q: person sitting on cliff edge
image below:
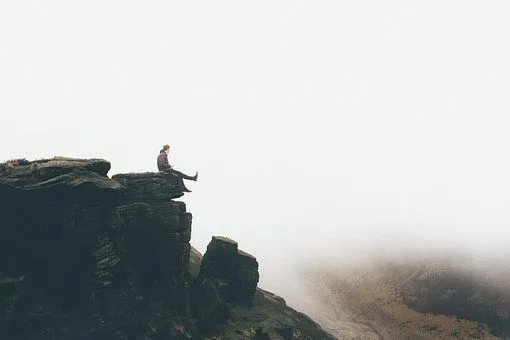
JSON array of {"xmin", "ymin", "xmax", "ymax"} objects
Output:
[{"xmin": 157, "ymin": 144, "xmax": 198, "ymax": 192}]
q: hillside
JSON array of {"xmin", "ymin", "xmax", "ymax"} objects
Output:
[{"xmin": 300, "ymin": 254, "xmax": 509, "ymax": 339}]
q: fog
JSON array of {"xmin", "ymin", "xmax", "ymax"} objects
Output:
[{"xmin": 2, "ymin": 1, "xmax": 510, "ymax": 298}]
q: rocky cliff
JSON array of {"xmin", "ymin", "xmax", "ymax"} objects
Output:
[{"xmin": 0, "ymin": 157, "xmax": 335, "ymax": 340}]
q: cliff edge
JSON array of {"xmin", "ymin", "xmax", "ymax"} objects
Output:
[{"xmin": 0, "ymin": 157, "xmax": 335, "ymax": 340}]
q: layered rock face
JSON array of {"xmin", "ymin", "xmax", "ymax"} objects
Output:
[
  {"xmin": 192, "ymin": 238, "xmax": 333, "ymax": 340},
  {"xmin": 0, "ymin": 158, "xmax": 335, "ymax": 340},
  {"xmin": 0, "ymin": 158, "xmax": 196, "ymax": 339},
  {"xmin": 112, "ymin": 172, "xmax": 188, "ymax": 201},
  {"xmin": 197, "ymin": 236, "xmax": 259, "ymax": 305},
  {"xmin": 193, "ymin": 237, "xmax": 259, "ymax": 332}
]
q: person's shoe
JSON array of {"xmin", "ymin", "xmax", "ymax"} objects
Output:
[
  {"xmin": 192, "ymin": 171, "xmax": 198, "ymax": 181},
  {"xmin": 182, "ymin": 187, "xmax": 192, "ymax": 193}
]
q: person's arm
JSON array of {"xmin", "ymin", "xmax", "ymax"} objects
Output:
[{"xmin": 164, "ymin": 154, "xmax": 173, "ymax": 169}]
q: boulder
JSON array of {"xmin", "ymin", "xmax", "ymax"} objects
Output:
[
  {"xmin": 190, "ymin": 240, "xmax": 336, "ymax": 339},
  {"xmin": 197, "ymin": 236, "xmax": 259, "ymax": 306},
  {"xmin": 193, "ymin": 236, "xmax": 260, "ymax": 333}
]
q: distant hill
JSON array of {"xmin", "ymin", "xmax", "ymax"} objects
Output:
[{"xmin": 301, "ymin": 253, "xmax": 509, "ymax": 339}]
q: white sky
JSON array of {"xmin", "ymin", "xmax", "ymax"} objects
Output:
[{"xmin": 1, "ymin": 1, "xmax": 510, "ymax": 293}]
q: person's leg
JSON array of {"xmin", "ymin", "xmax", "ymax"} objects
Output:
[
  {"xmin": 162, "ymin": 170, "xmax": 192, "ymax": 192},
  {"xmin": 169, "ymin": 169, "xmax": 197, "ymax": 181}
]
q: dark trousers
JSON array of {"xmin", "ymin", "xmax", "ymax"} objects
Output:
[{"xmin": 166, "ymin": 169, "xmax": 195, "ymax": 181}]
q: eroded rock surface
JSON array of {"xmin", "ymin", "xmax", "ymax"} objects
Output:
[
  {"xmin": 196, "ymin": 236, "xmax": 259, "ymax": 306},
  {"xmin": 192, "ymin": 242, "xmax": 335, "ymax": 339},
  {"xmin": 0, "ymin": 157, "xmax": 336, "ymax": 340},
  {"xmin": 112, "ymin": 172, "xmax": 187, "ymax": 201},
  {"xmin": 0, "ymin": 158, "xmax": 198, "ymax": 339},
  {"xmin": 0, "ymin": 157, "xmax": 121, "ymax": 200}
]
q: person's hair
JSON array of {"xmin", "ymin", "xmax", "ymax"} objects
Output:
[{"xmin": 163, "ymin": 144, "xmax": 170, "ymax": 151}]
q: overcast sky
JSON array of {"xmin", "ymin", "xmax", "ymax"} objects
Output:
[{"xmin": 1, "ymin": 1, "xmax": 510, "ymax": 293}]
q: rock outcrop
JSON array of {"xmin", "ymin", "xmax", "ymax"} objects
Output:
[
  {"xmin": 0, "ymin": 157, "xmax": 120, "ymax": 200},
  {"xmin": 193, "ymin": 236, "xmax": 259, "ymax": 333},
  {"xmin": 190, "ymin": 243, "xmax": 337, "ymax": 340},
  {"xmin": 0, "ymin": 158, "xmax": 196, "ymax": 339},
  {"xmin": 0, "ymin": 157, "xmax": 335, "ymax": 340},
  {"xmin": 197, "ymin": 236, "xmax": 259, "ymax": 305},
  {"xmin": 112, "ymin": 172, "xmax": 188, "ymax": 201}
]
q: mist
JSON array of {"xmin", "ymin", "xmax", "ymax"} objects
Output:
[{"xmin": 2, "ymin": 1, "xmax": 510, "ymax": 304}]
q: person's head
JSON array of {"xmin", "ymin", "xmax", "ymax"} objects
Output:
[{"xmin": 163, "ymin": 144, "xmax": 170, "ymax": 154}]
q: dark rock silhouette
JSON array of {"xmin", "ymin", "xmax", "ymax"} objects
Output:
[
  {"xmin": 0, "ymin": 157, "xmax": 335, "ymax": 340},
  {"xmin": 193, "ymin": 236, "xmax": 259, "ymax": 333},
  {"xmin": 189, "ymin": 246, "xmax": 203, "ymax": 280},
  {"xmin": 191, "ymin": 240, "xmax": 336, "ymax": 339},
  {"xmin": 196, "ymin": 236, "xmax": 259, "ymax": 306},
  {"xmin": 112, "ymin": 172, "xmax": 189, "ymax": 201}
]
